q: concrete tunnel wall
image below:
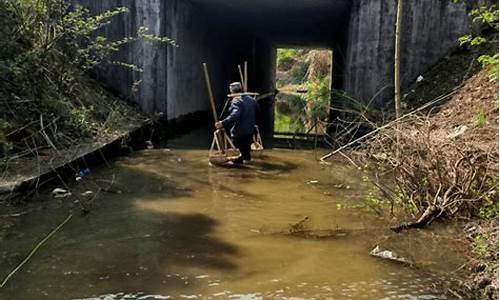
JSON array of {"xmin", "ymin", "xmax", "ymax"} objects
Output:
[
  {"xmin": 76, "ymin": 0, "xmax": 474, "ymax": 136},
  {"xmin": 77, "ymin": 0, "xmax": 276, "ymax": 133},
  {"xmin": 344, "ymin": 0, "xmax": 473, "ymax": 108}
]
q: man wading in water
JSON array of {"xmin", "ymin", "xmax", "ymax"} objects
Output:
[{"xmin": 215, "ymin": 82, "xmax": 258, "ymax": 164}]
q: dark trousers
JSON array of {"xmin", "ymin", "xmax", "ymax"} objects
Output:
[{"xmin": 232, "ymin": 134, "xmax": 253, "ymax": 163}]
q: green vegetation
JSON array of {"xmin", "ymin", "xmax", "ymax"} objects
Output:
[
  {"xmin": 273, "ymin": 112, "xmax": 294, "ymax": 133},
  {"xmin": 458, "ymin": 4, "xmax": 499, "ymax": 79},
  {"xmin": 472, "ymin": 232, "xmax": 497, "ymax": 258},
  {"xmin": 277, "ymin": 48, "xmax": 301, "ymax": 71},
  {"xmin": 303, "ymin": 78, "xmax": 331, "ymax": 122},
  {"xmin": 0, "ymin": 0, "xmax": 173, "ymax": 164},
  {"xmin": 475, "ymin": 111, "xmax": 488, "ymax": 127},
  {"xmin": 274, "ymin": 48, "xmax": 332, "ymax": 134},
  {"xmin": 478, "ymin": 201, "xmax": 499, "ymax": 220}
]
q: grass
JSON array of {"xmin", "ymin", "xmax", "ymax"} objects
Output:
[
  {"xmin": 274, "ymin": 110, "xmax": 294, "ymax": 132},
  {"xmin": 475, "ymin": 110, "xmax": 488, "ymax": 127}
]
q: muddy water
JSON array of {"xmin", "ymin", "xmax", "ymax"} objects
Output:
[{"xmin": 0, "ymin": 144, "xmax": 465, "ymax": 299}]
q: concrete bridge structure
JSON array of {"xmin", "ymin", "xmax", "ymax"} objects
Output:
[{"xmin": 78, "ymin": 0, "xmax": 473, "ymax": 135}]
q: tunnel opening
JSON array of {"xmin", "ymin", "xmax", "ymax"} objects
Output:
[
  {"xmin": 274, "ymin": 47, "xmax": 333, "ymax": 140},
  {"xmin": 185, "ymin": 0, "xmax": 352, "ymax": 140}
]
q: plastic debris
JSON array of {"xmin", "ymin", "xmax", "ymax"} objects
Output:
[
  {"xmin": 370, "ymin": 245, "xmax": 411, "ymax": 265},
  {"xmin": 145, "ymin": 140, "xmax": 154, "ymax": 149},
  {"xmin": 307, "ymin": 180, "xmax": 319, "ymax": 184},
  {"xmin": 333, "ymin": 184, "xmax": 351, "ymax": 190},
  {"xmin": 416, "ymin": 75, "xmax": 424, "ymax": 82},
  {"xmin": 447, "ymin": 125, "xmax": 467, "ymax": 139},
  {"xmin": 75, "ymin": 168, "xmax": 90, "ymax": 181},
  {"xmin": 52, "ymin": 188, "xmax": 72, "ymax": 198}
]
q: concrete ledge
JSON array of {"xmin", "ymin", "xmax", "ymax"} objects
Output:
[
  {"xmin": 0, "ymin": 110, "xmax": 211, "ymax": 202},
  {"xmin": 0, "ymin": 122, "xmax": 153, "ymax": 202}
]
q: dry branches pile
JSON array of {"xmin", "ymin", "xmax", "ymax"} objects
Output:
[
  {"xmin": 361, "ymin": 70, "xmax": 498, "ymax": 229},
  {"xmin": 367, "ymin": 117, "xmax": 497, "ymax": 229}
]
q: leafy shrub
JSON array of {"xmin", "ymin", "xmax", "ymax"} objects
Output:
[
  {"xmin": 302, "ymin": 78, "xmax": 331, "ymax": 122},
  {"xmin": 458, "ymin": 4, "xmax": 499, "ymax": 80},
  {"xmin": 277, "ymin": 49, "xmax": 300, "ymax": 71},
  {"xmin": 0, "ymin": 0, "xmax": 174, "ymax": 158}
]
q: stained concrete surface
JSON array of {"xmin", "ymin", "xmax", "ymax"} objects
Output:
[{"xmin": 77, "ymin": 0, "xmax": 473, "ymax": 134}]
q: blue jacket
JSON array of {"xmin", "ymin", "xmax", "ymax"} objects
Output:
[{"xmin": 221, "ymin": 95, "xmax": 258, "ymax": 138}]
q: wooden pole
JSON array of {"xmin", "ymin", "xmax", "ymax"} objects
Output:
[
  {"xmin": 238, "ymin": 65, "xmax": 245, "ymax": 89},
  {"xmin": 203, "ymin": 63, "xmax": 219, "ymax": 122},
  {"xmin": 203, "ymin": 63, "xmax": 227, "ymax": 154},
  {"xmin": 244, "ymin": 61, "xmax": 248, "ymax": 92}
]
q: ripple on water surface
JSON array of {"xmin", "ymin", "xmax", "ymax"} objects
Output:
[{"xmin": 0, "ymin": 148, "xmax": 464, "ymax": 300}]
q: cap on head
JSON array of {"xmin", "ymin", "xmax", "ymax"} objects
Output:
[{"xmin": 229, "ymin": 82, "xmax": 243, "ymax": 93}]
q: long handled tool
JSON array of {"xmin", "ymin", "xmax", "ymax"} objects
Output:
[
  {"xmin": 203, "ymin": 63, "xmax": 219, "ymax": 122},
  {"xmin": 203, "ymin": 63, "xmax": 241, "ymax": 165},
  {"xmin": 244, "ymin": 61, "xmax": 248, "ymax": 92},
  {"xmin": 237, "ymin": 61, "xmax": 249, "ymax": 92},
  {"xmin": 238, "ymin": 64, "xmax": 246, "ymax": 91}
]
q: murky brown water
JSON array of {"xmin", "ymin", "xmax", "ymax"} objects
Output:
[{"xmin": 0, "ymin": 141, "xmax": 465, "ymax": 299}]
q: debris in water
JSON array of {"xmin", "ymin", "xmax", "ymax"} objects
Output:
[
  {"xmin": 145, "ymin": 140, "xmax": 154, "ymax": 149},
  {"xmin": 288, "ymin": 216, "xmax": 310, "ymax": 234},
  {"xmin": 307, "ymin": 180, "xmax": 319, "ymax": 184},
  {"xmin": 75, "ymin": 168, "xmax": 90, "ymax": 181},
  {"xmin": 333, "ymin": 184, "xmax": 351, "ymax": 190},
  {"xmin": 81, "ymin": 191, "xmax": 94, "ymax": 197},
  {"xmin": 369, "ymin": 245, "xmax": 412, "ymax": 265},
  {"xmin": 416, "ymin": 75, "xmax": 424, "ymax": 82},
  {"xmin": 52, "ymin": 188, "xmax": 72, "ymax": 198}
]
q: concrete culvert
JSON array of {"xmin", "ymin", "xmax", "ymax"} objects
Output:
[{"xmin": 78, "ymin": 0, "xmax": 472, "ymax": 136}]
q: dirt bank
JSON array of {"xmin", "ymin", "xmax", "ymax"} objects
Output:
[
  {"xmin": 0, "ymin": 77, "xmax": 150, "ymax": 203},
  {"xmin": 363, "ymin": 66, "xmax": 498, "ymax": 299}
]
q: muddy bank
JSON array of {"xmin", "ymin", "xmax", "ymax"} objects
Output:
[{"xmin": 355, "ymin": 67, "xmax": 499, "ymax": 298}]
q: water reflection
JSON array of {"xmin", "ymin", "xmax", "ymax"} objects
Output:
[{"xmin": 0, "ymin": 149, "xmax": 464, "ymax": 299}]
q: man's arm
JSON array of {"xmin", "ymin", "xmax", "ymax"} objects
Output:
[{"xmin": 221, "ymin": 100, "xmax": 243, "ymax": 127}]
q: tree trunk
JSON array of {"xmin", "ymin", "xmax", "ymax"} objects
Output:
[{"xmin": 394, "ymin": 0, "xmax": 403, "ymax": 144}]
